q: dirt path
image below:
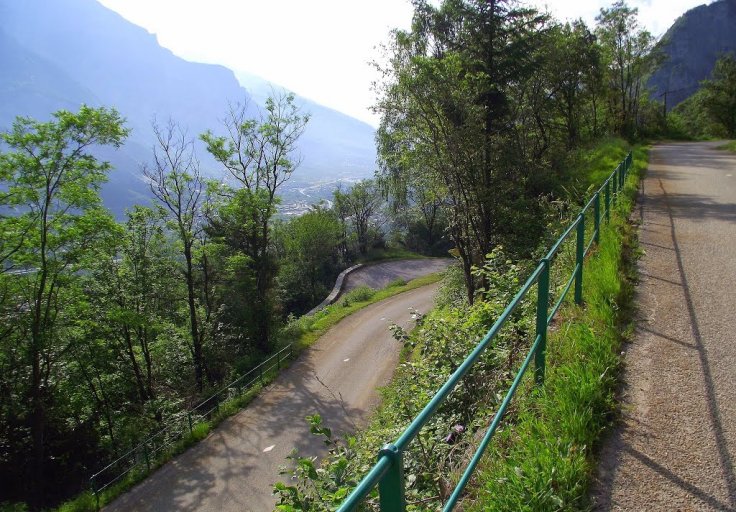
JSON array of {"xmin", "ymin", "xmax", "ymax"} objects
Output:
[
  {"xmin": 341, "ymin": 258, "xmax": 453, "ymax": 294},
  {"xmin": 106, "ymin": 284, "xmax": 440, "ymax": 512},
  {"xmin": 594, "ymin": 142, "xmax": 736, "ymax": 511}
]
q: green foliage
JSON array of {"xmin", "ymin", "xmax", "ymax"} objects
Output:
[
  {"xmin": 144, "ymin": 119, "xmax": 208, "ymax": 392},
  {"xmin": 595, "ymin": 1, "xmax": 656, "ymax": 139},
  {"xmin": 275, "ymin": 415, "xmax": 360, "ymax": 510},
  {"xmin": 333, "ymin": 180, "xmax": 385, "ymax": 257},
  {"xmin": 387, "ymin": 278, "xmax": 407, "ymax": 288},
  {"xmin": 274, "ymin": 250, "xmax": 534, "ymax": 510},
  {"xmin": 435, "ymin": 262, "xmax": 470, "ymax": 310},
  {"xmin": 701, "ymin": 53, "xmax": 736, "ymax": 137},
  {"xmin": 0, "ymin": 503, "xmax": 28, "ymax": 512},
  {"xmin": 376, "ymin": 0, "xmax": 556, "ymax": 299},
  {"xmin": 338, "ymin": 286, "xmax": 376, "ymax": 307},
  {"xmin": 719, "ymin": 140, "xmax": 736, "ymax": 152},
  {"xmin": 0, "ymin": 105, "xmax": 128, "ymax": 508},
  {"xmin": 273, "ymin": 144, "xmax": 645, "ymax": 511},
  {"xmin": 55, "ymin": 492, "xmax": 96, "ymax": 512},
  {"xmin": 202, "ymin": 92, "xmax": 310, "ymax": 354},
  {"xmin": 276, "ymin": 207, "xmax": 342, "ymax": 314},
  {"xmin": 666, "ymin": 54, "xmax": 736, "ymax": 139},
  {"xmin": 467, "ymin": 150, "xmax": 645, "ymax": 511}
]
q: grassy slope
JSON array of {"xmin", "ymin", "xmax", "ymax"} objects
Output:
[
  {"xmin": 718, "ymin": 140, "xmax": 736, "ymax": 152},
  {"xmin": 465, "ymin": 144, "xmax": 648, "ymax": 510}
]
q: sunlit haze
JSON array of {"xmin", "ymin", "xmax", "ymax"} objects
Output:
[{"xmin": 97, "ymin": 0, "xmax": 711, "ymax": 127}]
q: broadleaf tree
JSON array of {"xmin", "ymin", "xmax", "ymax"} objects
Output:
[
  {"xmin": 143, "ymin": 119, "xmax": 208, "ymax": 391},
  {"xmin": 0, "ymin": 106, "xmax": 127, "ymax": 507},
  {"xmin": 202, "ymin": 92, "xmax": 309, "ymax": 352}
]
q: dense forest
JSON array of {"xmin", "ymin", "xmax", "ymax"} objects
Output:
[
  {"xmin": 0, "ymin": 93, "xmax": 406, "ymax": 509},
  {"xmin": 1, "ymin": 0, "xmax": 736, "ymax": 510}
]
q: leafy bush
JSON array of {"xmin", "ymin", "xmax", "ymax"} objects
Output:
[{"xmin": 338, "ymin": 286, "xmax": 376, "ymax": 307}]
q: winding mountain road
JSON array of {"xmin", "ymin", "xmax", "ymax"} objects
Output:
[
  {"xmin": 341, "ymin": 258, "xmax": 453, "ymax": 294},
  {"xmin": 594, "ymin": 142, "xmax": 736, "ymax": 510},
  {"xmin": 106, "ymin": 272, "xmax": 443, "ymax": 511}
]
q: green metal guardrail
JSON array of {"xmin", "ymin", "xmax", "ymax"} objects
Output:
[
  {"xmin": 337, "ymin": 152, "xmax": 633, "ymax": 511},
  {"xmin": 89, "ymin": 343, "xmax": 294, "ymax": 505}
]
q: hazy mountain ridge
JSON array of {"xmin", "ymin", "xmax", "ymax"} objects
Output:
[
  {"xmin": 0, "ymin": 0, "xmax": 376, "ymax": 215},
  {"xmin": 648, "ymin": 0, "xmax": 736, "ymax": 108}
]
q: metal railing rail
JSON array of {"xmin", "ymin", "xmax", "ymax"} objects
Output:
[
  {"xmin": 338, "ymin": 151, "xmax": 633, "ymax": 511},
  {"xmin": 89, "ymin": 343, "xmax": 294, "ymax": 500}
]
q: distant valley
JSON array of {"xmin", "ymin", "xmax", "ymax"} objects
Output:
[{"xmin": 0, "ymin": 0, "xmax": 376, "ymax": 217}]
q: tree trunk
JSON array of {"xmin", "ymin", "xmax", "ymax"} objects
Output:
[
  {"xmin": 122, "ymin": 326, "xmax": 148, "ymax": 403},
  {"xmin": 29, "ymin": 347, "xmax": 44, "ymax": 510},
  {"xmin": 184, "ymin": 243, "xmax": 203, "ymax": 392}
]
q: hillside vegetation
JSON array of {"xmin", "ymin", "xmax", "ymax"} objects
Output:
[
  {"xmin": 273, "ymin": 139, "xmax": 646, "ymax": 511},
  {"xmin": 0, "ymin": 0, "xmax": 706, "ymax": 510},
  {"xmin": 0, "ymin": 0, "xmax": 376, "ymax": 215}
]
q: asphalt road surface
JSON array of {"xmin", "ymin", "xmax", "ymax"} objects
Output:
[
  {"xmin": 106, "ymin": 283, "xmax": 440, "ymax": 512},
  {"xmin": 341, "ymin": 258, "xmax": 453, "ymax": 294},
  {"xmin": 594, "ymin": 142, "xmax": 736, "ymax": 510}
]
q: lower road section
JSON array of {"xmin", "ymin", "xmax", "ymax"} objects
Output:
[
  {"xmin": 594, "ymin": 142, "xmax": 736, "ymax": 510},
  {"xmin": 106, "ymin": 284, "xmax": 440, "ymax": 512}
]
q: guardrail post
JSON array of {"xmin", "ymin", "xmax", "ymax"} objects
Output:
[
  {"xmin": 575, "ymin": 214, "xmax": 585, "ymax": 305},
  {"xmin": 604, "ymin": 180, "xmax": 610, "ymax": 222},
  {"xmin": 612, "ymin": 166, "xmax": 618, "ymax": 204},
  {"xmin": 277, "ymin": 350, "xmax": 281, "ymax": 370},
  {"xmin": 143, "ymin": 442, "xmax": 151, "ymax": 471},
  {"xmin": 594, "ymin": 192, "xmax": 601, "ymax": 244},
  {"xmin": 378, "ymin": 444, "xmax": 406, "ymax": 512},
  {"xmin": 90, "ymin": 477, "xmax": 99, "ymax": 511},
  {"xmin": 620, "ymin": 160, "xmax": 625, "ymax": 188},
  {"xmin": 535, "ymin": 259, "xmax": 550, "ymax": 385}
]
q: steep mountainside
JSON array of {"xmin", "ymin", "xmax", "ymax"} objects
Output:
[
  {"xmin": 648, "ymin": 0, "xmax": 736, "ymax": 108},
  {"xmin": 0, "ymin": 0, "xmax": 376, "ymax": 215}
]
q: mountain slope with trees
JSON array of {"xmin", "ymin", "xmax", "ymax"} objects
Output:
[
  {"xmin": 0, "ymin": 0, "xmax": 708, "ymax": 510},
  {"xmin": 0, "ymin": 0, "xmax": 376, "ymax": 216},
  {"xmin": 648, "ymin": 0, "xmax": 736, "ymax": 109}
]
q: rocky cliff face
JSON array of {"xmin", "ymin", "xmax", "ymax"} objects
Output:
[{"xmin": 648, "ymin": 0, "xmax": 736, "ymax": 108}]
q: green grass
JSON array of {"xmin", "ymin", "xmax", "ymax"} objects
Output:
[
  {"xmin": 281, "ymin": 272, "xmax": 444, "ymax": 352},
  {"xmin": 573, "ymin": 137, "xmax": 636, "ymax": 188},
  {"xmin": 55, "ymin": 269, "xmax": 446, "ymax": 512},
  {"xmin": 464, "ymin": 146, "xmax": 647, "ymax": 511},
  {"xmin": 717, "ymin": 140, "xmax": 736, "ymax": 152}
]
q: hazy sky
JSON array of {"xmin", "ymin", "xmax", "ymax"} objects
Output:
[{"xmin": 97, "ymin": 0, "xmax": 710, "ymax": 127}]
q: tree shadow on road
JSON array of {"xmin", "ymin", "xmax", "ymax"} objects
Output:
[{"xmin": 104, "ymin": 352, "xmax": 365, "ymax": 512}]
